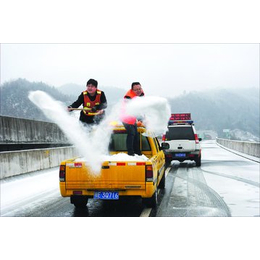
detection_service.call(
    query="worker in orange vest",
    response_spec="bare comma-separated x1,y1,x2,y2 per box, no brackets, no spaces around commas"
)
120,82,144,156
68,79,107,126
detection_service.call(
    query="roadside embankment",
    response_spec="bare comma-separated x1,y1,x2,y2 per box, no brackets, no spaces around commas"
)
216,138,260,158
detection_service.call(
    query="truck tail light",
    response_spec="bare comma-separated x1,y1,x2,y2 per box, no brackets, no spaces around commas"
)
194,134,199,144
145,165,153,182
162,134,166,141
59,165,66,182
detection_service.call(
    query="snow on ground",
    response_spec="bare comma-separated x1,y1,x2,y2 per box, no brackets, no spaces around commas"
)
0,168,59,216
201,140,260,217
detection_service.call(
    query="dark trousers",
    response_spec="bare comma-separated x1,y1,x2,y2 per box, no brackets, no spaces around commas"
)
123,123,141,155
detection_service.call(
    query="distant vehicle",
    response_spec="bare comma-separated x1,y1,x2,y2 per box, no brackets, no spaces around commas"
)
59,124,169,208
204,134,212,140
161,113,202,167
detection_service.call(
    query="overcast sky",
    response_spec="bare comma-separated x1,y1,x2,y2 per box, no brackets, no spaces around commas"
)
1,43,259,97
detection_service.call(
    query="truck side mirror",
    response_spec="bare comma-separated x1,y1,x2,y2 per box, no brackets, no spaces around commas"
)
161,142,170,150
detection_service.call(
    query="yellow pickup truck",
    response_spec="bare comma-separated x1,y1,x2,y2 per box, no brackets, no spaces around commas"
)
59,125,169,208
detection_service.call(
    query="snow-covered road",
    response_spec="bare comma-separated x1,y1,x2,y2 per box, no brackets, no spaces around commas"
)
201,141,259,217
0,140,259,217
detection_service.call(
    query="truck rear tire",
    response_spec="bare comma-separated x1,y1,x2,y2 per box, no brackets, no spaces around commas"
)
158,172,165,189
165,160,171,169
143,189,158,208
71,196,88,208
195,156,201,167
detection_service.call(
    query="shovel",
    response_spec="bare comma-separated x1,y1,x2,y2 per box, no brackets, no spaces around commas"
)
68,107,101,116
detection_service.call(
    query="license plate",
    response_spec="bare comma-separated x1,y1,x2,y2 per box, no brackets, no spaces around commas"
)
93,191,119,200
175,153,186,157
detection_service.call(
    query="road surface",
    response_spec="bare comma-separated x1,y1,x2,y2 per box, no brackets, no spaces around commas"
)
1,140,259,217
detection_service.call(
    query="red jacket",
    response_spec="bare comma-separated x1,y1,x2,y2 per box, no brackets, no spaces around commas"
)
120,89,145,125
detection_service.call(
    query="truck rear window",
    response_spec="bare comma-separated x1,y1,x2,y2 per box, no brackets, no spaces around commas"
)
109,133,151,151
165,126,195,140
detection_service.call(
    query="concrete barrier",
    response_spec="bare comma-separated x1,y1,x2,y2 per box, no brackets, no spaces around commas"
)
0,146,78,179
0,116,79,179
216,138,260,158
0,115,69,143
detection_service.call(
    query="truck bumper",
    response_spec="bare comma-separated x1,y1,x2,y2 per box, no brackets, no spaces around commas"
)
60,182,155,199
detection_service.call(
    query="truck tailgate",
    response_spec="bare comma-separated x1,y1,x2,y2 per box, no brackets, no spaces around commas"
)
168,140,196,151
65,161,146,190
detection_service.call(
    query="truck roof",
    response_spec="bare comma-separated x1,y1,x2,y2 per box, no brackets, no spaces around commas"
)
111,123,148,135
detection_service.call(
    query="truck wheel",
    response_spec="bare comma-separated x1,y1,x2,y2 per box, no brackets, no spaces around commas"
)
165,160,171,168
195,156,201,167
71,196,88,208
158,172,165,189
143,189,158,208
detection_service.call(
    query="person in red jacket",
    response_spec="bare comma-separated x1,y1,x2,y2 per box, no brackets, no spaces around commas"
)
120,82,144,156
68,79,107,126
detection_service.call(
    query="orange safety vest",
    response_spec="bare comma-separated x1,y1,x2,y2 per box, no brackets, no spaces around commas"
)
83,90,102,116
124,89,137,99
120,89,144,125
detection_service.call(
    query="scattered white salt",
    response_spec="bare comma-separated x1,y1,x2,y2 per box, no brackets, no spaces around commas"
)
28,91,170,174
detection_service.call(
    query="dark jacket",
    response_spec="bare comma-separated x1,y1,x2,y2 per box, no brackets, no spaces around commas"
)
69,90,107,124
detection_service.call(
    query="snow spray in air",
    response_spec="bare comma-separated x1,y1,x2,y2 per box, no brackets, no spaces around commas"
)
125,96,171,135
28,91,171,173
28,91,116,173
